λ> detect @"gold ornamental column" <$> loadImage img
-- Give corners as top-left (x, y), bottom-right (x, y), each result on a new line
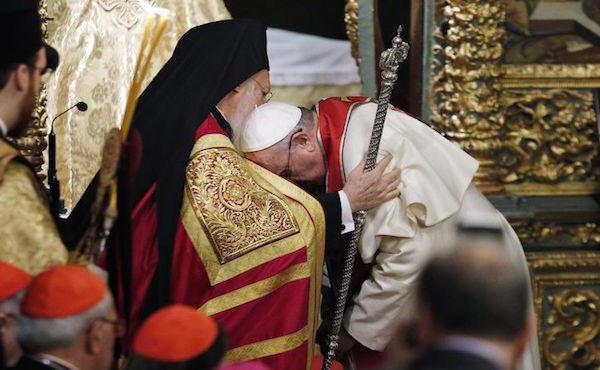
top-left (425, 0), bottom-right (600, 368)
top-left (429, 0), bottom-right (507, 192)
top-left (428, 1), bottom-right (600, 196)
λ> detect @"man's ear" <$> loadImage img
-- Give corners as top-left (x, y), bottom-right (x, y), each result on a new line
top-left (86, 321), bottom-right (103, 355)
top-left (292, 132), bottom-right (314, 151)
top-left (13, 64), bottom-right (30, 92)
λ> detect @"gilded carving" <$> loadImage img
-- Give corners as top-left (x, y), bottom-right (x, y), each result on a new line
top-left (514, 222), bottom-right (600, 247)
top-left (504, 64), bottom-right (600, 80)
top-left (430, 0), bottom-right (600, 195)
top-left (527, 251), bottom-right (600, 270)
top-left (500, 89), bottom-right (600, 188)
top-left (527, 252), bottom-right (600, 369)
top-left (344, 0), bottom-right (359, 65)
top-left (426, 1), bottom-right (600, 368)
top-left (14, 86), bottom-right (48, 182)
top-left (545, 289), bottom-right (600, 369)
top-left (185, 147), bottom-right (299, 264)
top-left (429, 0), bottom-right (507, 191)
top-left (502, 64), bottom-right (600, 89)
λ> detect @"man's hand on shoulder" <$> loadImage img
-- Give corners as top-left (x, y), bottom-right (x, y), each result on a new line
top-left (343, 154), bottom-right (401, 211)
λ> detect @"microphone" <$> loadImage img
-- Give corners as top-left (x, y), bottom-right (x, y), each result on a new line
top-left (76, 101), bottom-right (88, 112)
top-left (50, 101), bottom-right (87, 132)
top-left (48, 101), bottom-right (88, 218)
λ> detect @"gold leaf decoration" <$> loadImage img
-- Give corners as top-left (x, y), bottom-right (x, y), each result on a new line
top-left (545, 289), bottom-right (600, 369)
top-left (501, 90), bottom-right (599, 186)
top-left (430, 0), bottom-right (507, 192)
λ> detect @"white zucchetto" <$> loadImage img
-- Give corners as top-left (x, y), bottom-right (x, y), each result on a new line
top-left (240, 102), bottom-right (301, 153)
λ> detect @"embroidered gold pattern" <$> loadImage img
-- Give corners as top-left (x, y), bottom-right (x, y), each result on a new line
top-left (183, 134), bottom-right (325, 366)
top-left (186, 147), bottom-right (299, 264)
top-left (0, 161), bottom-right (67, 275)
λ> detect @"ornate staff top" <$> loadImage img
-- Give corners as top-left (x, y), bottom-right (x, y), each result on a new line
top-left (364, 26), bottom-right (410, 172)
top-left (379, 26), bottom-right (410, 89)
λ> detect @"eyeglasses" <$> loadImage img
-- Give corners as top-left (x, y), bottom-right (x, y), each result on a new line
top-left (281, 128), bottom-right (302, 180)
top-left (251, 77), bottom-right (274, 103)
top-left (97, 317), bottom-right (126, 336)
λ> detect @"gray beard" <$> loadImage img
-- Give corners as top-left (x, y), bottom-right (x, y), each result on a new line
top-left (226, 105), bottom-right (257, 148)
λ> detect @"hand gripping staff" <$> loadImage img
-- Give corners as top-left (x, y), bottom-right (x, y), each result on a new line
top-left (322, 26), bottom-right (409, 370)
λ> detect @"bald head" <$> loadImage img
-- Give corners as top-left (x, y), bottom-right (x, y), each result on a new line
top-left (418, 243), bottom-right (529, 341)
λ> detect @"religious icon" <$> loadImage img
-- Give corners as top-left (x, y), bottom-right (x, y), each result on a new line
top-left (504, 0), bottom-right (600, 64)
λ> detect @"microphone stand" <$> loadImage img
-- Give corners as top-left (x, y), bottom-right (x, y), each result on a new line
top-left (48, 102), bottom-right (88, 219)
top-left (48, 123), bottom-right (61, 218)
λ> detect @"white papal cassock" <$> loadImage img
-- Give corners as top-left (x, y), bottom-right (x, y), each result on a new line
top-left (240, 99), bottom-right (541, 370)
top-left (340, 102), bottom-right (540, 370)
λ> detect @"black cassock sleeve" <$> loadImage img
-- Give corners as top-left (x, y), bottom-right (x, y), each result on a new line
top-left (316, 191), bottom-right (343, 258)
top-left (315, 191), bottom-right (347, 353)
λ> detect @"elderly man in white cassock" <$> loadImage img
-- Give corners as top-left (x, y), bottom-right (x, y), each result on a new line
top-left (239, 97), bottom-right (541, 370)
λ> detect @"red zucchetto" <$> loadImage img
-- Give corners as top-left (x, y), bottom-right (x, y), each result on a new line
top-left (0, 262), bottom-right (31, 301)
top-left (133, 304), bottom-right (218, 362)
top-left (20, 265), bottom-right (107, 318)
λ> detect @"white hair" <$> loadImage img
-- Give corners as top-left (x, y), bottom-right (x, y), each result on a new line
top-left (230, 79), bottom-right (260, 142)
top-left (17, 293), bottom-right (112, 353)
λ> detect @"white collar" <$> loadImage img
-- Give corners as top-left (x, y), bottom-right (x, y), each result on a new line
top-left (32, 353), bottom-right (80, 370)
top-left (0, 117), bottom-right (7, 137)
top-left (438, 335), bottom-right (508, 369)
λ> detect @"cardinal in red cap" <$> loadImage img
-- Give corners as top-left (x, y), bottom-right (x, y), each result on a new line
top-left (0, 262), bottom-right (31, 367)
top-left (125, 304), bottom-right (226, 370)
top-left (13, 265), bottom-right (118, 370)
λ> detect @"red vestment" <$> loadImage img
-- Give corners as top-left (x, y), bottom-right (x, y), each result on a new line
top-left (129, 114), bottom-right (325, 369)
